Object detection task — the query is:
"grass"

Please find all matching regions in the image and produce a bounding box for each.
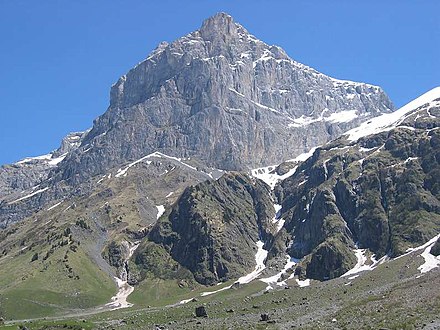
[0,248,437,329]
[0,245,115,320]
[0,319,94,330]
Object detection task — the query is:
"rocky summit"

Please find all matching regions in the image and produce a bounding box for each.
[0,12,439,330]
[0,13,393,227]
[58,12,392,181]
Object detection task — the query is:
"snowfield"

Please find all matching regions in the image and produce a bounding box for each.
[345,87,440,142]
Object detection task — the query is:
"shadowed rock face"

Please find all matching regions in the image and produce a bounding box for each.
[54,12,393,184]
[145,172,275,285]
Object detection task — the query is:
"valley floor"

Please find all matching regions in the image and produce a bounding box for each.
[1,246,439,330]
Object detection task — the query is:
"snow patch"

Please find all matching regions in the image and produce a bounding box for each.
[342,247,385,277]
[418,242,440,273]
[236,241,268,284]
[271,204,282,224]
[398,234,440,259]
[200,285,232,297]
[178,298,194,305]
[250,148,316,190]
[326,110,359,123]
[9,187,49,204]
[260,256,298,287]
[271,204,285,233]
[288,110,358,128]
[105,242,140,310]
[48,153,68,165]
[105,277,135,310]
[115,156,152,178]
[392,234,440,274]
[15,154,52,164]
[359,146,377,153]
[345,87,440,142]
[47,201,62,211]
[115,151,200,178]
[295,279,310,287]
[156,205,165,219]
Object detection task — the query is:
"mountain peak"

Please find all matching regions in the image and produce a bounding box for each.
[200,12,243,40]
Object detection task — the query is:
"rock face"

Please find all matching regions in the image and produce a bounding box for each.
[0,12,393,228]
[54,12,393,184]
[273,88,440,280]
[431,238,440,257]
[143,172,274,285]
[0,131,85,198]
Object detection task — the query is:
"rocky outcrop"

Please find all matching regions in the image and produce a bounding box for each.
[0,131,86,199]
[274,90,440,280]
[431,238,440,257]
[144,172,274,285]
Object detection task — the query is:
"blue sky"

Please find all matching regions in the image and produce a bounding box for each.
[0,1,439,165]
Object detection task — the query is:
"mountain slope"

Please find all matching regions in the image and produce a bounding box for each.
[142,172,274,285]
[117,88,440,288]
[0,154,214,318]
[0,13,393,228]
[272,87,440,280]
[0,83,437,321]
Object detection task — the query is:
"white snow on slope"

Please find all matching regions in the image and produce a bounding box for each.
[156,205,165,219]
[105,277,135,310]
[200,284,233,297]
[128,242,140,258]
[289,110,359,128]
[260,255,298,288]
[276,219,285,234]
[115,156,152,178]
[236,241,268,284]
[115,151,199,178]
[295,279,310,287]
[106,242,140,310]
[178,298,194,305]
[271,204,282,223]
[342,234,440,278]
[8,187,49,205]
[250,148,316,189]
[15,154,53,164]
[326,110,359,123]
[346,87,440,142]
[48,153,68,165]
[342,248,385,277]
[47,201,62,211]
[391,234,440,274]
[418,238,440,273]
[291,147,318,163]
[151,152,198,171]
[396,233,440,261]
[271,204,285,233]
[251,166,286,190]
[15,152,67,166]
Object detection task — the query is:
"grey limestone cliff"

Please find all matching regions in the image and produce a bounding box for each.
[55,12,393,184]
[1,12,393,227]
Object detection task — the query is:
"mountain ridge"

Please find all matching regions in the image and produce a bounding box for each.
[0,70,438,329]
